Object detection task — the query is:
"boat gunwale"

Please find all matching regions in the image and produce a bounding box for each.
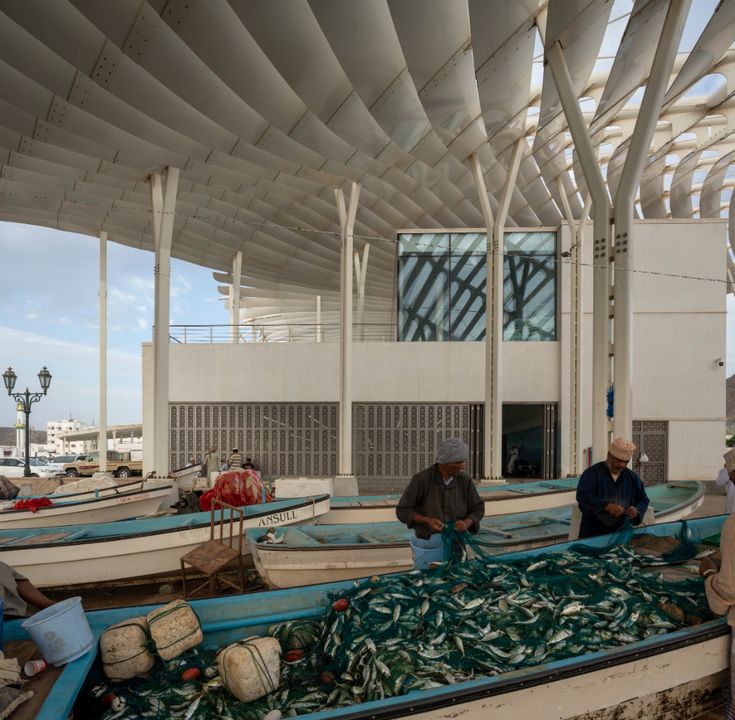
[20,478,147,500]
[0,483,173,515]
[0,495,330,549]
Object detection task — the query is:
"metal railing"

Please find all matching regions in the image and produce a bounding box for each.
[168,323,397,344]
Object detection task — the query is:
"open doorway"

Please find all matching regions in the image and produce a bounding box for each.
[502,403,558,480]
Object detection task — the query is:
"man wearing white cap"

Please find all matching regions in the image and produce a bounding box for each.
[576,438,650,539]
[396,437,485,539]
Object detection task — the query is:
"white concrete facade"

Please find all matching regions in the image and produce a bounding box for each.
[143,220,727,482]
[46,419,85,455]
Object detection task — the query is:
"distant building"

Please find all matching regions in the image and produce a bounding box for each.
[47,419,86,455]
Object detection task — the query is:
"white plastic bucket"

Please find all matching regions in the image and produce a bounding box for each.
[21,597,93,666]
[410,533,445,570]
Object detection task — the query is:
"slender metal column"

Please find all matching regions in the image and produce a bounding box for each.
[231,251,242,343]
[557,180,591,475]
[547,41,612,462]
[99,230,108,472]
[356,243,370,340]
[471,140,523,481]
[613,0,689,439]
[335,182,360,479]
[150,168,180,478]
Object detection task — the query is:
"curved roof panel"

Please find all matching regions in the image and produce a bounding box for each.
[0,0,733,323]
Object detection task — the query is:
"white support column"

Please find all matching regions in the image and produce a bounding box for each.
[557,180,591,476]
[230,251,242,343]
[612,0,689,441]
[356,243,370,340]
[471,141,523,481]
[470,154,496,479]
[547,40,612,463]
[150,167,180,478]
[335,182,360,492]
[98,230,108,473]
[316,295,322,343]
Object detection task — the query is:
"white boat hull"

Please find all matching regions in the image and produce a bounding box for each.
[255,491,706,590]
[0,486,173,528]
[2,496,331,587]
[320,488,577,525]
[403,635,727,720]
[252,543,414,589]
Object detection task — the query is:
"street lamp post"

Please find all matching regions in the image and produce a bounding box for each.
[2,367,52,477]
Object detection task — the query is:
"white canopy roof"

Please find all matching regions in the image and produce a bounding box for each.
[1,0,733,327]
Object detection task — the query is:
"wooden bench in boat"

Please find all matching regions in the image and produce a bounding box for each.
[357,534,382,544]
[280,528,322,547]
[0,530,88,547]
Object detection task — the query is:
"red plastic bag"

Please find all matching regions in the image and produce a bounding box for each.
[199,469,271,511]
[13,497,53,513]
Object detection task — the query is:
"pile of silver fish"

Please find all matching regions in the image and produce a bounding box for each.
[90,544,710,719]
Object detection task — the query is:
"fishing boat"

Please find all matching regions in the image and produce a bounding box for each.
[319,477,581,524]
[0,495,330,588]
[0,483,176,529]
[250,481,705,589]
[16,512,729,720]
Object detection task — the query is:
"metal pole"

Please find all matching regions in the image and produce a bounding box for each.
[612,0,689,440]
[99,230,108,473]
[23,402,30,477]
[547,40,612,463]
[335,182,360,479]
[557,178,591,475]
[231,251,242,343]
[150,167,180,478]
[356,244,370,341]
[316,295,322,343]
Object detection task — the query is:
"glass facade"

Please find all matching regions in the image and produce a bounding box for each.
[397,231,556,342]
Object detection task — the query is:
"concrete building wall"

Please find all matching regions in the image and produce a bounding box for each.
[144,220,727,481]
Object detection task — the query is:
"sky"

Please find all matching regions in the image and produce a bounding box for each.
[0,222,224,431]
[0,220,734,434]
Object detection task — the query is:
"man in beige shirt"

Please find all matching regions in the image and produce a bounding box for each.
[699,447,735,718]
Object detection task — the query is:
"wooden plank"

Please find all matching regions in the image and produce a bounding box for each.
[15,533,76,547]
[4,639,63,720]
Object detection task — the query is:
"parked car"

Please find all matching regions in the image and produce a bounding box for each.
[29,458,64,474]
[50,454,88,465]
[0,457,59,478]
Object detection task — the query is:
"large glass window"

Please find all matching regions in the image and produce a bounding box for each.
[398,231,556,342]
[503,231,556,341]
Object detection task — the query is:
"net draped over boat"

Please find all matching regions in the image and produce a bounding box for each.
[199,469,272,511]
[86,521,713,719]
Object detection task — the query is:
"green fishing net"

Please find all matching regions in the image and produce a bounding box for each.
[83,527,713,720]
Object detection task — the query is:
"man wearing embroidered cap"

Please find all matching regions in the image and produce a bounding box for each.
[396,437,485,539]
[576,437,650,539]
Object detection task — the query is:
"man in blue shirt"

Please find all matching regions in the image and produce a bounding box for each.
[576,437,650,539]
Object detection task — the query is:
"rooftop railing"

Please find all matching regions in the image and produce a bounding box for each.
[168,323,397,344]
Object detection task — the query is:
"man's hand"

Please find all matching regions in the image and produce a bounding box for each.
[604,503,625,517]
[426,517,445,533]
[699,556,719,577]
[626,506,639,519]
[454,518,473,533]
